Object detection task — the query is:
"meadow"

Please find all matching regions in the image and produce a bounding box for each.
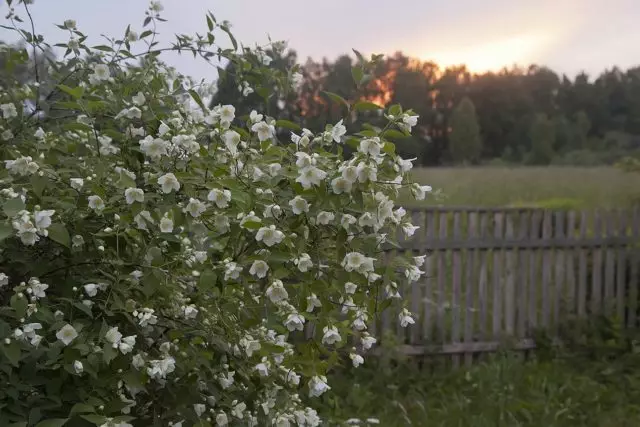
[405,166,640,209]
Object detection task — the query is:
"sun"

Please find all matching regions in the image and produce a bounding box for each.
[425,33,551,73]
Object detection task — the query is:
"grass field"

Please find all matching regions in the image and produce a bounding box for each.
[405,166,640,209]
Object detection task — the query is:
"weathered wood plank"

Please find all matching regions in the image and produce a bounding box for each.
[553,211,565,330]
[436,212,448,340]
[478,213,489,339]
[629,208,639,328]
[541,210,553,328]
[410,211,424,344]
[616,211,627,321]
[578,211,589,317]
[451,212,462,368]
[423,211,436,341]
[591,211,603,314]
[492,212,504,339]
[529,210,542,329]
[504,214,516,336]
[389,339,542,356]
[517,211,529,337]
[604,211,616,316]
[566,211,577,314]
[464,211,478,366]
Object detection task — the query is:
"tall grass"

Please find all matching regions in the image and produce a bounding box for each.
[406,166,640,209]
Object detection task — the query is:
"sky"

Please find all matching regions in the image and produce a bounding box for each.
[2,0,639,81]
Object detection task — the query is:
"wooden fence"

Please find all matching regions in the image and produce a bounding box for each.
[375,207,640,366]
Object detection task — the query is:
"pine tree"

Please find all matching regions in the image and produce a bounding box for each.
[449,97,482,164]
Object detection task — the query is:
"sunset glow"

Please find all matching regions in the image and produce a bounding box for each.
[424,33,553,73]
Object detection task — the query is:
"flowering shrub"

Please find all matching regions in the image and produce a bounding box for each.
[0,1,430,425]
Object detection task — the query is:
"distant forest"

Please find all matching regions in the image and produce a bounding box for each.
[214,50,640,167]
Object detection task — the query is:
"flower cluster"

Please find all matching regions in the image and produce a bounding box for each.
[0,1,430,426]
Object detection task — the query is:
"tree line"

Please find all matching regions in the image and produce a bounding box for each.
[213,50,640,167]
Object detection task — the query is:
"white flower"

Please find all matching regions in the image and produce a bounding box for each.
[150,0,164,13]
[132,354,145,370]
[341,214,357,230]
[70,178,84,190]
[399,309,415,328]
[263,204,282,218]
[1,103,17,118]
[207,188,232,208]
[160,216,174,233]
[193,403,206,417]
[266,280,288,303]
[306,293,322,312]
[34,127,45,139]
[411,183,432,200]
[134,210,154,230]
[105,327,123,347]
[284,313,305,331]
[5,156,39,176]
[147,356,176,380]
[84,283,99,297]
[183,304,199,319]
[402,223,420,238]
[185,198,207,218]
[157,173,180,193]
[132,92,146,106]
[224,261,242,281]
[64,19,77,29]
[2,130,13,141]
[397,157,415,173]
[216,412,229,427]
[88,195,105,212]
[405,265,424,282]
[219,371,235,389]
[268,163,282,176]
[249,110,263,124]
[331,177,352,194]
[124,188,144,204]
[414,255,427,267]
[119,335,136,354]
[158,122,170,136]
[294,253,313,272]
[361,334,377,350]
[249,260,269,278]
[219,104,235,125]
[239,211,261,229]
[256,225,285,247]
[344,282,358,294]
[251,121,275,142]
[295,152,314,168]
[288,196,309,215]
[356,162,377,183]
[296,166,327,189]
[359,138,382,157]
[309,375,331,397]
[139,136,169,159]
[56,324,78,346]
[90,63,110,83]
[73,360,84,374]
[0,273,8,288]
[400,113,419,133]
[241,337,261,357]
[223,130,241,155]
[321,326,341,345]
[331,119,346,142]
[255,361,270,377]
[34,210,54,230]
[127,30,139,42]
[27,278,48,299]
[350,353,364,367]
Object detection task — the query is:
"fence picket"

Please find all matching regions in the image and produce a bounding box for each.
[592,211,603,314]
[529,210,542,329]
[629,208,639,328]
[436,213,448,340]
[604,212,617,316]
[410,211,424,344]
[464,211,478,366]
[451,212,462,368]
[423,212,436,341]
[616,211,627,321]
[578,211,588,317]
[517,211,529,337]
[553,211,565,330]
[478,213,489,339]
[504,214,516,336]
[566,211,577,313]
[492,212,504,339]
[541,211,553,328]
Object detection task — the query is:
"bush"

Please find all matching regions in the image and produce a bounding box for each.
[0,1,429,425]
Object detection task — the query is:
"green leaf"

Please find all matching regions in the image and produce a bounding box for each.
[8,423,27,427]
[31,175,48,198]
[0,222,14,242]
[10,294,27,318]
[1,341,21,367]
[354,101,382,112]
[351,66,364,86]
[91,45,114,52]
[57,84,84,99]
[275,120,301,132]
[63,122,92,133]
[241,221,261,230]
[352,48,365,63]
[3,197,25,217]
[188,89,205,111]
[388,104,402,116]
[206,15,214,31]
[35,419,68,427]
[69,403,95,415]
[48,223,71,248]
[139,30,152,39]
[80,415,107,425]
[382,129,409,140]
[382,142,396,154]
[322,91,349,109]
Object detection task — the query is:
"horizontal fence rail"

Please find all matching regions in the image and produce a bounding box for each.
[378,207,640,367]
